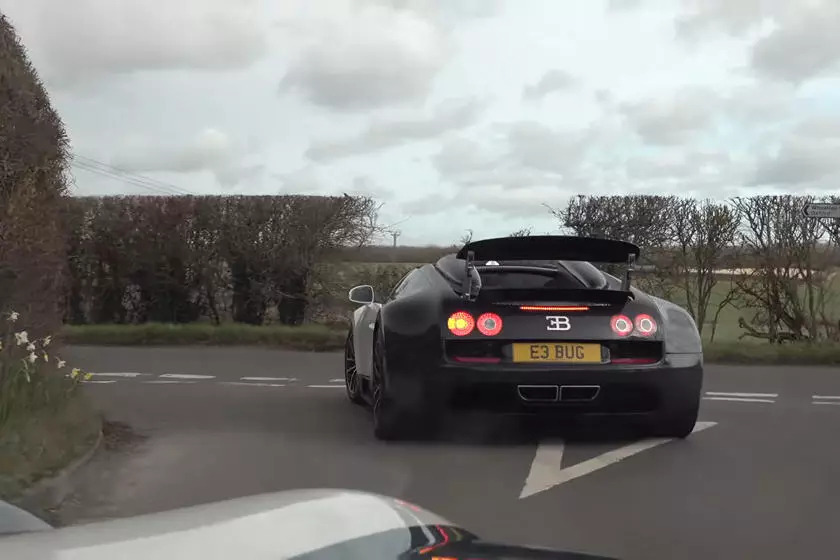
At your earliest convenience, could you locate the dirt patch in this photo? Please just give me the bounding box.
[101,419,147,452]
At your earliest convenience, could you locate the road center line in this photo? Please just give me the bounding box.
[240,377,296,382]
[705,391,778,398]
[89,372,147,378]
[308,385,345,388]
[221,382,285,388]
[144,380,196,384]
[159,373,215,380]
[813,401,840,406]
[813,395,840,400]
[82,380,117,384]
[703,396,775,403]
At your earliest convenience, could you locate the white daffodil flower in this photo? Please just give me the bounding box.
[26,342,35,352]
[14,331,29,346]
[28,352,37,364]
[43,336,51,347]
[7,311,19,322]
[56,359,67,369]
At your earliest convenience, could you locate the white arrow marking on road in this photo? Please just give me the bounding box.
[519,421,717,499]
[705,391,777,398]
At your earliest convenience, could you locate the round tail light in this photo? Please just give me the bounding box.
[610,314,633,337]
[447,311,475,336]
[634,314,657,336]
[476,312,503,336]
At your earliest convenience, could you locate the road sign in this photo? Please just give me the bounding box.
[803,203,840,219]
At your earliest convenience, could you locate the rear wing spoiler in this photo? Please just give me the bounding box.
[455,235,641,298]
[456,235,640,264]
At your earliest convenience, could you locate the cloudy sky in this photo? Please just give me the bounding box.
[2,0,840,245]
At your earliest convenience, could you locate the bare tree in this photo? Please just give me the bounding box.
[669,198,741,338]
[730,195,835,342]
[508,227,533,237]
[550,195,680,297]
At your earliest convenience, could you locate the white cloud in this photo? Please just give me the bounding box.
[1,0,269,87]
[306,98,484,161]
[277,0,453,112]
[522,70,578,101]
[4,0,839,245]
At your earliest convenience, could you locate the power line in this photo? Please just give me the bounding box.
[69,153,195,196]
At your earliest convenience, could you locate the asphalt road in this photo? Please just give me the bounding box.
[40,346,840,560]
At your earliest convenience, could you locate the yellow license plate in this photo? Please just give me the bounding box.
[512,343,602,364]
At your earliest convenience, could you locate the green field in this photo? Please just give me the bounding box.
[330,262,840,345]
[58,263,840,365]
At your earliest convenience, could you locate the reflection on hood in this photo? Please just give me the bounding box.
[0,489,620,560]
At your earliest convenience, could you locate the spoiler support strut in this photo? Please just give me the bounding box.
[622,253,636,291]
[461,250,475,301]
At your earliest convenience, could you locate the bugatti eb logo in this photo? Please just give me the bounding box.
[545,316,571,331]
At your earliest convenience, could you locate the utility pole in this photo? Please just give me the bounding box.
[391,230,401,247]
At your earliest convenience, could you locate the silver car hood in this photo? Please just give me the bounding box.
[0,489,456,560]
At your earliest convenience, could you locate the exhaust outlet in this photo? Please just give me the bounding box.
[559,385,600,402]
[517,385,559,402]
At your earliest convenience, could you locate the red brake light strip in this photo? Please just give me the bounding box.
[520,305,589,312]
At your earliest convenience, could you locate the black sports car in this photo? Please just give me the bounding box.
[343,235,703,441]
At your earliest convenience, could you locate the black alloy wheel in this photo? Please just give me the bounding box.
[344,330,364,405]
[371,328,404,440]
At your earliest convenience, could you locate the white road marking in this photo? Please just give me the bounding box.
[240,376,296,382]
[703,397,775,403]
[159,373,215,380]
[82,380,117,384]
[329,378,343,383]
[813,401,840,406]
[144,380,196,385]
[89,372,147,378]
[308,384,345,388]
[221,382,285,388]
[813,395,840,400]
[705,391,778,398]
[519,421,717,499]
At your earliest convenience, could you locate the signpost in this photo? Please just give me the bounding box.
[803,202,840,219]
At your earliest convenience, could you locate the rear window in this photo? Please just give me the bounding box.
[478,270,582,290]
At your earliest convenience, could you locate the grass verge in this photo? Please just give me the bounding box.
[60,322,840,365]
[61,322,346,351]
[0,391,101,500]
[703,341,840,365]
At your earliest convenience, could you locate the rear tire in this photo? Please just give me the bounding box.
[371,327,410,441]
[344,330,364,405]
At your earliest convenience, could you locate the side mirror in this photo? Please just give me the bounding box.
[348,285,375,305]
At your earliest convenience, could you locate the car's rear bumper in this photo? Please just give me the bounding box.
[388,353,702,418]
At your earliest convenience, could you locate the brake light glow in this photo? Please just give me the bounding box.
[447,311,474,336]
[635,314,657,336]
[610,314,633,337]
[476,312,503,336]
[520,305,589,312]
